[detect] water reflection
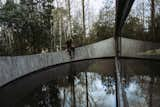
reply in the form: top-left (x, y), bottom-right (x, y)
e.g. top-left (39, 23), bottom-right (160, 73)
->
top-left (125, 79), bottom-right (148, 107)
top-left (121, 60), bottom-right (160, 107)
top-left (1, 59), bottom-right (160, 107)
top-left (15, 72), bottom-right (116, 107)
top-left (17, 83), bottom-right (61, 107)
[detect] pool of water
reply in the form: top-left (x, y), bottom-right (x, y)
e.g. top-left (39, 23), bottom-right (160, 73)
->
top-left (0, 59), bottom-right (160, 107)
top-left (121, 59), bottom-right (160, 107)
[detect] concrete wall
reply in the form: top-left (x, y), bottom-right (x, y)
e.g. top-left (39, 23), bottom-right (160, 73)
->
top-left (121, 38), bottom-right (160, 58)
top-left (0, 38), bottom-right (114, 86)
top-left (0, 37), bottom-right (160, 87)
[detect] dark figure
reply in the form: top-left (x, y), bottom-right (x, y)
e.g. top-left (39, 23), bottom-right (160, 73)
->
top-left (66, 39), bottom-right (75, 58)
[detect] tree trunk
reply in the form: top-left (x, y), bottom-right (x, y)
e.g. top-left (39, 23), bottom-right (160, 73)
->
top-left (53, 22), bottom-right (56, 50)
top-left (151, 0), bottom-right (155, 41)
top-left (59, 16), bottom-right (62, 50)
top-left (56, 0), bottom-right (62, 50)
top-left (85, 72), bottom-right (89, 107)
top-left (142, 1), bottom-right (145, 40)
top-left (82, 0), bottom-right (86, 44)
top-left (68, 0), bottom-right (72, 39)
top-left (63, 89), bottom-right (66, 107)
top-left (149, 76), bottom-right (154, 107)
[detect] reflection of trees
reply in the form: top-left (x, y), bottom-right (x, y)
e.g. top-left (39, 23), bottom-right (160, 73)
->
top-left (88, 93), bottom-right (97, 107)
top-left (17, 72), bottom-right (117, 107)
top-left (74, 72), bottom-right (87, 107)
top-left (15, 60), bottom-right (160, 107)
top-left (68, 62), bottom-right (76, 107)
top-left (75, 72), bottom-right (116, 107)
top-left (17, 83), bottom-right (61, 107)
top-left (48, 84), bottom-right (61, 107)
top-left (68, 74), bottom-right (76, 107)
top-left (147, 62), bottom-right (158, 107)
top-left (123, 61), bottom-right (160, 107)
top-left (147, 62), bottom-right (160, 107)
top-left (125, 80), bottom-right (147, 107)
top-left (101, 75), bottom-right (115, 94)
top-left (149, 76), bottom-right (154, 107)
top-left (62, 89), bottom-right (66, 107)
top-left (85, 72), bottom-right (89, 107)
top-left (38, 84), bottom-right (61, 107)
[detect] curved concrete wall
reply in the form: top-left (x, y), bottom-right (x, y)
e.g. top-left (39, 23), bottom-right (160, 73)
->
top-left (0, 37), bottom-right (160, 86)
top-left (0, 38), bottom-right (114, 86)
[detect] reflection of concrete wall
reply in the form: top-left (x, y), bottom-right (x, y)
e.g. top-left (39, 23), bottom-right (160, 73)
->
top-left (0, 37), bottom-right (160, 86)
top-left (0, 38), bottom-right (114, 86)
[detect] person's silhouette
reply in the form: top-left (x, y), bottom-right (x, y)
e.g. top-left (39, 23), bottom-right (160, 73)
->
top-left (66, 39), bottom-right (75, 58)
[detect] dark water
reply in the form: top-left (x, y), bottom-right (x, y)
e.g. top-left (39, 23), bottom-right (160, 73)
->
top-left (0, 59), bottom-right (160, 107)
top-left (121, 59), bottom-right (160, 107)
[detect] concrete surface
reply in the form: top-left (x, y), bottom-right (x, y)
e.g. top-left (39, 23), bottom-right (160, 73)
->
top-left (0, 37), bottom-right (160, 86)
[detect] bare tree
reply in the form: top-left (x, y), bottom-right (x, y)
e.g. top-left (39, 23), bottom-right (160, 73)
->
top-left (55, 0), bottom-right (63, 50)
top-left (67, 0), bottom-right (72, 39)
top-left (82, 0), bottom-right (86, 44)
top-left (151, 0), bottom-right (155, 41)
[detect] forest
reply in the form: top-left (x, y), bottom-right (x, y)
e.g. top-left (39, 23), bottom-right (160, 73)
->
top-left (0, 0), bottom-right (160, 56)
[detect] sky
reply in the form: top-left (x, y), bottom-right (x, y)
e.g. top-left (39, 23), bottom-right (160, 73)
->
top-left (1, 0), bottom-right (105, 12)
top-left (0, 0), bottom-right (105, 22)
top-left (52, 0), bottom-right (106, 35)
top-left (52, 0), bottom-right (105, 19)
top-left (70, 0), bottom-right (105, 27)
top-left (88, 0), bottom-right (105, 14)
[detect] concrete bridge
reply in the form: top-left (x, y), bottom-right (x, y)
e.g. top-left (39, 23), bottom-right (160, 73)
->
top-left (0, 37), bottom-right (160, 87)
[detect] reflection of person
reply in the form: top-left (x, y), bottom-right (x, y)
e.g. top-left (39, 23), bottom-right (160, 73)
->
top-left (66, 39), bottom-right (75, 58)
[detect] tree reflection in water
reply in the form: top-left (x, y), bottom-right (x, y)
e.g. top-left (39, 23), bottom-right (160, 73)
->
top-left (101, 75), bottom-right (115, 95)
top-left (120, 59), bottom-right (160, 107)
top-left (3, 59), bottom-right (160, 107)
top-left (16, 72), bottom-right (116, 107)
top-left (124, 75), bottom-right (160, 107)
top-left (16, 83), bottom-right (61, 107)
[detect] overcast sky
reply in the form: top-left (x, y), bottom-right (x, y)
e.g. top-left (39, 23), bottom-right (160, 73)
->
top-left (1, 0), bottom-right (105, 16)
top-left (1, 0), bottom-right (104, 11)
top-left (0, 0), bottom-right (105, 19)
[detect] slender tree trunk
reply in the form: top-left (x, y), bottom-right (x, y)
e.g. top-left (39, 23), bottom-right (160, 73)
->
top-left (50, 11), bottom-right (54, 51)
top-left (72, 79), bottom-right (76, 107)
top-left (56, 0), bottom-right (62, 50)
top-left (69, 63), bottom-right (76, 107)
top-left (53, 23), bottom-right (56, 50)
top-left (115, 0), bottom-right (121, 58)
top-left (63, 89), bottom-right (66, 107)
top-left (149, 76), bottom-right (154, 107)
top-left (59, 7), bottom-right (62, 51)
top-left (142, 1), bottom-right (145, 40)
top-left (151, 0), bottom-right (155, 41)
top-left (85, 72), bottom-right (89, 107)
top-left (82, 0), bottom-right (86, 44)
top-left (59, 16), bottom-right (62, 50)
top-left (68, 0), bottom-right (72, 39)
